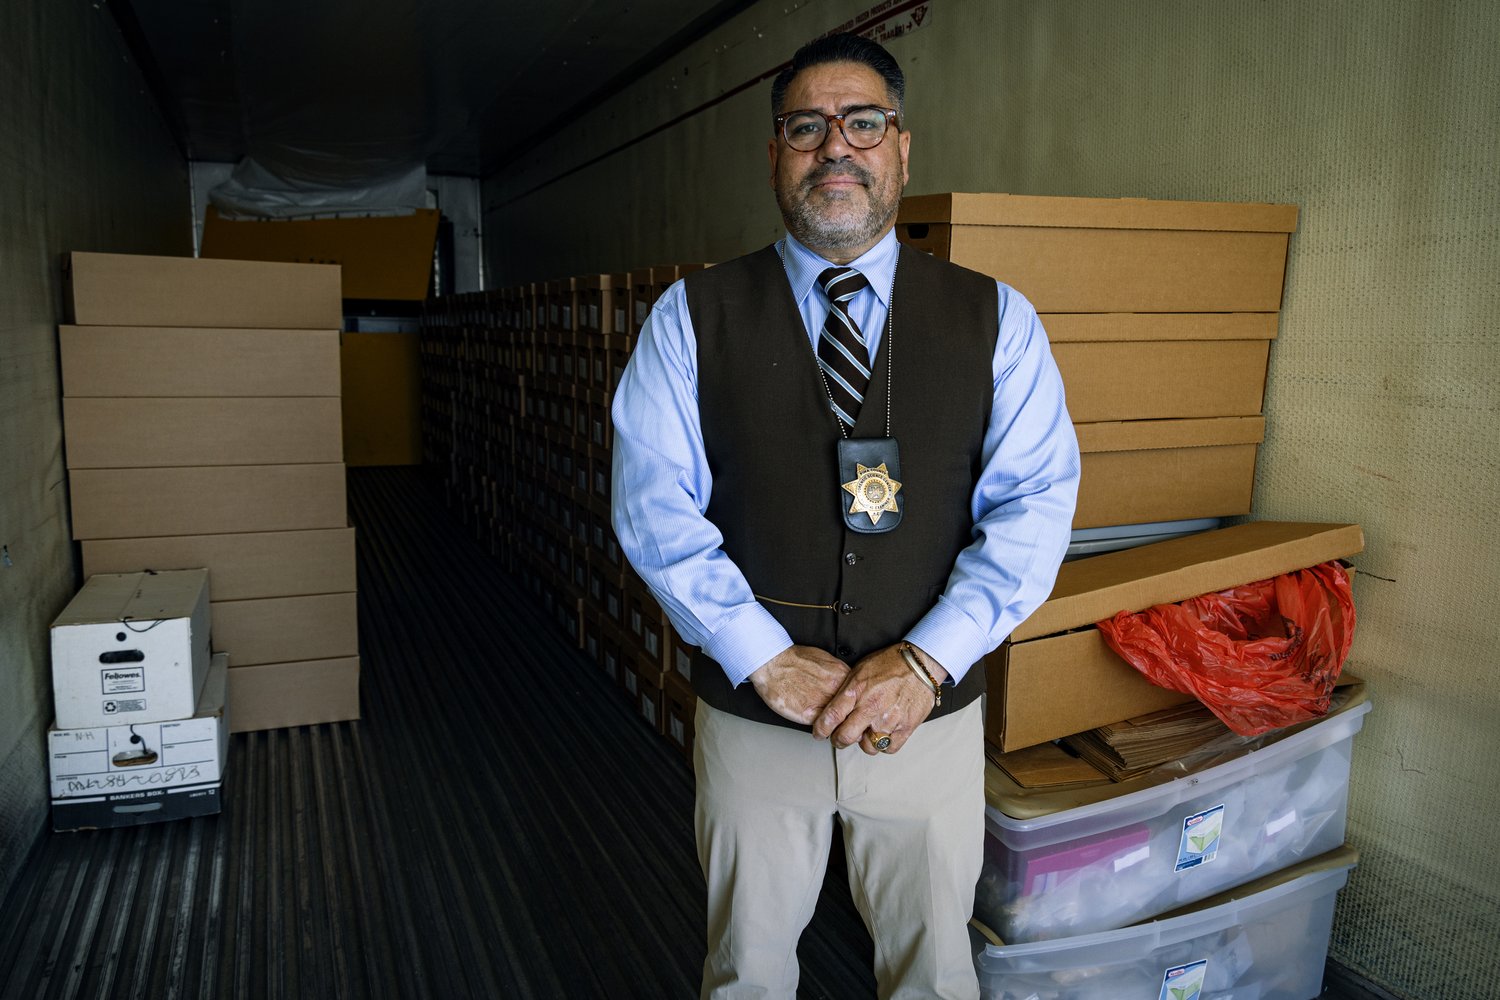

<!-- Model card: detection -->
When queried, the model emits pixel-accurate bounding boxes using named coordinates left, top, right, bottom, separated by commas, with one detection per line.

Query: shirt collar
left=782, top=227, right=900, bottom=309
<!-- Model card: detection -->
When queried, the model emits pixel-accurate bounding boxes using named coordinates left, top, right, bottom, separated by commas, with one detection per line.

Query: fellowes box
left=984, top=521, right=1364, bottom=752
left=51, top=569, right=211, bottom=728
left=49, top=653, right=229, bottom=831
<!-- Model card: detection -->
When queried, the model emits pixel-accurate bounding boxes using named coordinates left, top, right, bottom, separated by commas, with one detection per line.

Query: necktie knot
left=819, top=267, right=870, bottom=302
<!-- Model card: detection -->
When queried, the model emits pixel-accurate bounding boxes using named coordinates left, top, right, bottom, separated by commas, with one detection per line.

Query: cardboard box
left=211, top=592, right=358, bottom=667
left=200, top=207, right=438, bottom=301
left=985, top=521, right=1365, bottom=752
left=895, top=193, right=1298, bottom=313
left=81, top=527, right=356, bottom=602
left=69, top=463, right=348, bottom=540
left=1046, top=314, right=1275, bottom=422
left=226, top=656, right=361, bottom=732
left=341, top=332, right=422, bottom=466
left=66, top=252, right=342, bottom=329
left=58, top=326, right=341, bottom=398
left=62, top=397, right=343, bottom=469
left=1074, top=417, right=1263, bottom=528
left=49, top=652, right=229, bottom=831
left=51, top=569, right=211, bottom=729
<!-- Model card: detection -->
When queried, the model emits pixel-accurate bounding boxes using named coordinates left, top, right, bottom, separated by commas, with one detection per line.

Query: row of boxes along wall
left=47, top=252, right=363, bottom=829
left=422, top=193, right=1373, bottom=998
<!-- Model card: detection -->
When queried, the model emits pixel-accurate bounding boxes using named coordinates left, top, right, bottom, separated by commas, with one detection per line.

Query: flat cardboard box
left=82, top=527, right=356, bottom=602
left=985, top=521, right=1365, bottom=751
left=1074, top=417, right=1264, bottom=528
left=63, top=397, right=343, bottom=469
left=896, top=193, right=1297, bottom=313
left=1056, top=341, right=1270, bottom=422
left=66, top=252, right=342, bottom=329
left=211, top=592, right=358, bottom=667
left=69, top=463, right=348, bottom=540
left=51, top=569, right=212, bottom=729
left=200, top=207, right=438, bottom=301
left=226, top=656, right=361, bottom=733
left=59, top=326, right=341, bottom=398
left=49, top=652, right=229, bottom=831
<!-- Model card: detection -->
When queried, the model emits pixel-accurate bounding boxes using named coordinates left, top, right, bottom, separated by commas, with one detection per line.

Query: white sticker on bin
left=1174, top=803, right=1224, bottom=873
left=1158, top=959, right=1207, bottom=1000
left=1265, top=809, right=1297, bottom=837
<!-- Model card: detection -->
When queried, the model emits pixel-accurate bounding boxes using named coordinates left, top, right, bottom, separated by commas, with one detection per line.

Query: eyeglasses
left=773, top=106, right=900, bottom=152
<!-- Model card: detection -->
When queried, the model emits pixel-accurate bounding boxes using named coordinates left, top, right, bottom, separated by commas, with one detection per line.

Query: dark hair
left=770, top=33, right=905, bottom=120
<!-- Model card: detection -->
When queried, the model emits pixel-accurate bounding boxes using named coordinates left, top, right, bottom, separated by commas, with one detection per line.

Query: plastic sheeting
left=210, top=158, right=428, bottom=218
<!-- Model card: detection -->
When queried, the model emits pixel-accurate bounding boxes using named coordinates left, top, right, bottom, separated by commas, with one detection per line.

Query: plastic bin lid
left=973, top=844, right=1358, bottom=958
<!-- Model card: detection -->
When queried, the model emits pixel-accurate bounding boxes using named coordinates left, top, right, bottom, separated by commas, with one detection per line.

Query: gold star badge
left=842, top=462, right=902, bottom=526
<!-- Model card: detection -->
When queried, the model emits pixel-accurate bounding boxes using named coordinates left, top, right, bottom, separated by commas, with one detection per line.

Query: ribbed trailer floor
left=0, top=468, right=1377, bottom=999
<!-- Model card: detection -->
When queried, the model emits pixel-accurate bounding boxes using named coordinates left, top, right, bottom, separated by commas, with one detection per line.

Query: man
left=611, top=32, right=1079, bottom=999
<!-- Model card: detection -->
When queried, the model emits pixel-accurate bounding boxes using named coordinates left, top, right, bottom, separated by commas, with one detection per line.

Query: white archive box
left=971, top=845, right=1358, bottom=1000
left=974, top=687, right=1370, bottom=943
left=49, top=653, right=229, bottom=831
left=50, top=568, right=211, bottom=728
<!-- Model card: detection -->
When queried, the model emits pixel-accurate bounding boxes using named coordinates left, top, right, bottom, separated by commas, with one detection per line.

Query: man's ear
left=898, top=128, right=911, bottom=186
left=768, top=137, right=780, bottom=188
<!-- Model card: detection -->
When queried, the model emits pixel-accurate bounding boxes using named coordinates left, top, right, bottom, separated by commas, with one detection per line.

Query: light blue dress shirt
left=611, top=228, right=1080, bottom=688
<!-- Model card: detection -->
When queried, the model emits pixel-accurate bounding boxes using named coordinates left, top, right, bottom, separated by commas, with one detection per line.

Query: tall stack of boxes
left=61, top=252, right=360, bottom=732
left=46, top=569, right=230, bottom=830
left=895, top=193, right=1295, bottom=529
left=888, top=196, right=1369, bottom=994
left=421, top=263, right=710, bottom=758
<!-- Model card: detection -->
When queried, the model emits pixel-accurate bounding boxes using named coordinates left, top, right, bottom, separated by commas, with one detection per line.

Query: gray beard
left=777, top=168, right=900, bottom=255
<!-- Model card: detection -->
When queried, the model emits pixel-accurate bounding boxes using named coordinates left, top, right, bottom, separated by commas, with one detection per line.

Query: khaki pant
left=693, top=698, right=985, bottom=1000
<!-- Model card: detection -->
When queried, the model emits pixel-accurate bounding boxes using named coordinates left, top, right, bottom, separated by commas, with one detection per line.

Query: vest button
left=844, top=552, right=858, bottom=565
left=836, top=644, right=852, bottom=658
left=839, top=602, right=860, bottom=615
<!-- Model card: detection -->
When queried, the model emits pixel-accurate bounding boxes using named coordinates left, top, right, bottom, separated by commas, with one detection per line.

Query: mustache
left=802, top=162, right=873, bottom=189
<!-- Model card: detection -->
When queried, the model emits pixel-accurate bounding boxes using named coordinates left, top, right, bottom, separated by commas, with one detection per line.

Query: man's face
left=769, top=60, right=911, bottom=263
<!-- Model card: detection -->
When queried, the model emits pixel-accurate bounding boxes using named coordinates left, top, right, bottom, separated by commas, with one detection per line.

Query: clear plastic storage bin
left=973, top=848, right=1356, bottom=1000
left=976, top=692, right=1370, bottom=942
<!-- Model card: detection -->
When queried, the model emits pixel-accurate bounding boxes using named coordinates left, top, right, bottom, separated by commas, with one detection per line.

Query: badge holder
left=838, top=437, right=903, bottom=534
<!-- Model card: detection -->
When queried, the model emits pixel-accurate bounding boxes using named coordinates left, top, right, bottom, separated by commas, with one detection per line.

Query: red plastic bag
left=1097, top=561, right=1357, bottom=736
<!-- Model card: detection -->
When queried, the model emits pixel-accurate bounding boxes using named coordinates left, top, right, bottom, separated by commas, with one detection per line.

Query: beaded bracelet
left=898, top=642, right=942, bottom=708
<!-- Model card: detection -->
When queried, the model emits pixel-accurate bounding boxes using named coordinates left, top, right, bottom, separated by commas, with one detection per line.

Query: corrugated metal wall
left=483, top=2, right=1500, bottom=996
left=0, top=3, right=190, bottom=895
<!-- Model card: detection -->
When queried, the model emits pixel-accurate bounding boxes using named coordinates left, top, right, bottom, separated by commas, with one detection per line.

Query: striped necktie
left=817, top=267, right=872, bottom=432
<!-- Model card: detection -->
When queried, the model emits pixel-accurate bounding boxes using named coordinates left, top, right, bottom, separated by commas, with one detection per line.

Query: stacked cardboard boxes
left=62, top=252, right=360, bottom=732
left=420, top=264, right=710, bottom=758
left=46, top=569, right=230, bottom=830
left=896, top=193, right=1297, bottom=529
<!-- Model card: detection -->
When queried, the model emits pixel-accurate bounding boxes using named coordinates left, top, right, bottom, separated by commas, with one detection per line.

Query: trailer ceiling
left=114, top=0, right=756, bottom=178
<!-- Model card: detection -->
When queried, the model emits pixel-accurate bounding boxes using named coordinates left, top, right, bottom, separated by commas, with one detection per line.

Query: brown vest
left=684, top=243, right=996, bottom=730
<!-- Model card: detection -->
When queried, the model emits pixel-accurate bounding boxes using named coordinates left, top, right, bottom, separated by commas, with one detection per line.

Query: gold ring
left=870, top=731, right=892, bottom=752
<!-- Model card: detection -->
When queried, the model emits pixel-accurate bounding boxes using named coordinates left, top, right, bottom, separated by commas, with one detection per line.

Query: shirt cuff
left=701, top=602, right=794, bottom=688
left=905, top=597, right=993, bottom=685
